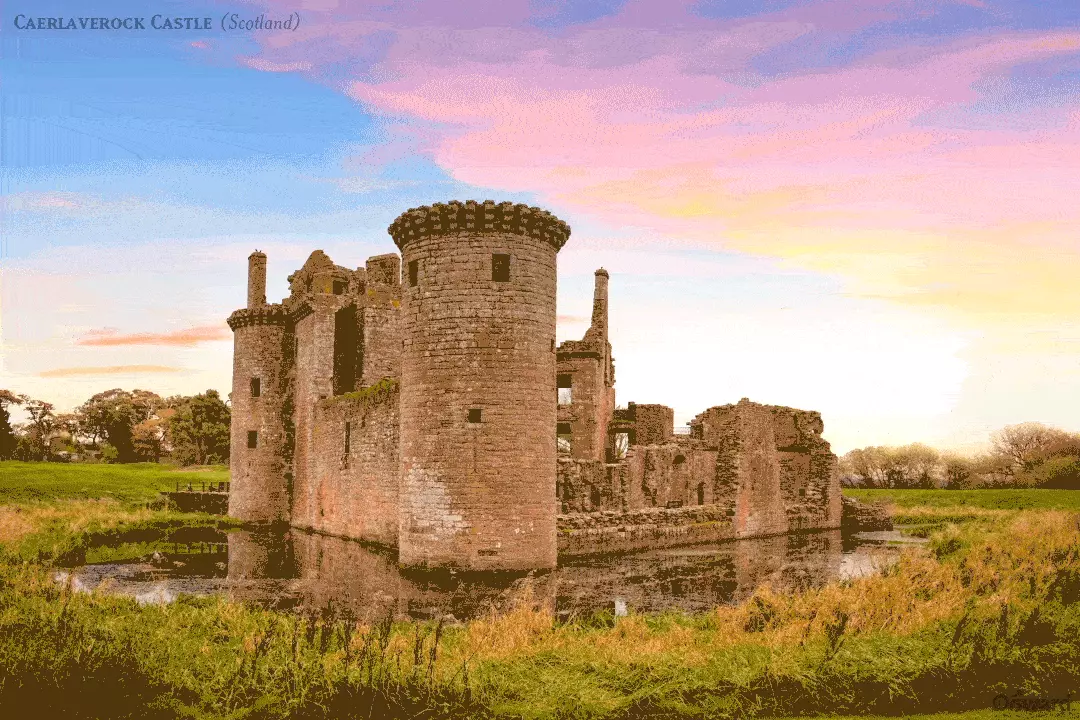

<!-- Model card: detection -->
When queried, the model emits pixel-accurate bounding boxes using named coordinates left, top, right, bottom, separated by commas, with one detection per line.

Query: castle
left=227, top=200, right=842, bottom=571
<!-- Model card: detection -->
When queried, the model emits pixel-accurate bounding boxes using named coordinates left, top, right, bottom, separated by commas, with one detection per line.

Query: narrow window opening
left=468, top=408, right=482, bottom=424
left=589, top=485, right=601, bottom=509
left=333, top=304, right=359, bottom=395
left=491, top=253, right=510, bottom=282
left=408, top=259, right=418, bottom=287
left=344, top=421, right=351, bottom=454
left=250, top=377, right=261, bottom=398
left=557, top=374, right=573, bottom=405
left=697, top=483, right=706, bottom=505
left=247, top=431, right=258, bottom=449
left=613, top=432, right=629, bottom=460
left=557, top=422, right=573, bottom=454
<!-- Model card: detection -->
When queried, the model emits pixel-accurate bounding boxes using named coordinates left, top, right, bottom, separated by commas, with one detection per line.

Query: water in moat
left=56, top=527, right=924, bottom=621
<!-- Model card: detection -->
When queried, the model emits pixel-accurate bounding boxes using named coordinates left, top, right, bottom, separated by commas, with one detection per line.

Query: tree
left=22, top=396, right=57, bottom=460
left=76, top=389, right=163, bottom=463
left=990, top=422, right=1073, bottom=473
left=0, top=390, right=22, bottom=460
left=131, top=417, right=166, bottom=462
left=166, top=390, right=230, bottom=465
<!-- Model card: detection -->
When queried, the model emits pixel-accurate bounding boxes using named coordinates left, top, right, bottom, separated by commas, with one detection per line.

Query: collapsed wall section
left=557, top=399, right=841, bottom=556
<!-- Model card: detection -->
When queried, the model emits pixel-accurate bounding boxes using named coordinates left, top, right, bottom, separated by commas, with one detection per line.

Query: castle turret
left=227, top=251, right=290, bottom=524
left=390, top=200, right=570, bottom=570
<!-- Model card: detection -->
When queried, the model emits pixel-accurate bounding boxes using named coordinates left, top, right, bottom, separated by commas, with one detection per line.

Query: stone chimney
left=247, top=250, right=267, bottom=308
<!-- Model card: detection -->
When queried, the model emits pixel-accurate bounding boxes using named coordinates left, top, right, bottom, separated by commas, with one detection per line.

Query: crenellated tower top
left=388, top=200, right=571, bottom=251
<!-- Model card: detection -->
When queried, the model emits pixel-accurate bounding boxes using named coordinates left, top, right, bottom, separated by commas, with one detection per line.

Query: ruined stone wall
left=693, top=399, right=841, bottom=537
left=556, top=354, right=612, bottom=461
left=361, top=254, right=402, bottom=387
left=227, top=305, right=290, bottom=523
left=295, top=382, right=400, bottom=545
left=286, top=252, right=364, bottom=530
left=558, top=504, right=734, bottom=555
left=631, top=403, right=674, bottom=445
left=393, top=200, right=569, bottom=570
left=557, top=441, right=719, bottom=515
left=289, top=299, right=337, bottom=529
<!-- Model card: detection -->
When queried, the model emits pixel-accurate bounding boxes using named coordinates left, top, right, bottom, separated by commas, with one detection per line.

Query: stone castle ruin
left=228, top=200, right=842, bottom=571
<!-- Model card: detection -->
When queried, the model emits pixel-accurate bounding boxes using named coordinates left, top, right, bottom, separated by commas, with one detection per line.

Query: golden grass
left=445, top=510, right=1080, bottom=673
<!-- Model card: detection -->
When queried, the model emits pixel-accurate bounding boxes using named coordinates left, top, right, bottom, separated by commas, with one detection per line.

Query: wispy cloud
left=39, top=365, right=183, bottom=378
left=76, top=325, right=230, bottom=347
left=239, top=57, right=313, bottom=73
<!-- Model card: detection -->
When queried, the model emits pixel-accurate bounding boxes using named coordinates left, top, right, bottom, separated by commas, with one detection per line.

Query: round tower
left=227, top=251, right=290, bottom=524
left=390, top=200, right=571, bottom=570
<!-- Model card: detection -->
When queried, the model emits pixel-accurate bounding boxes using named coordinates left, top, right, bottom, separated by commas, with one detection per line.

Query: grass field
left=1, top=463, right=1079, bottom=719
left=0, top=461, right=228, bottom=505
left=845, top=487, right=1080, bottom=511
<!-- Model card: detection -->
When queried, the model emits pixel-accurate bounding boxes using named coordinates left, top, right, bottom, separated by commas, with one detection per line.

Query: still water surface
left=58, top=527, right=923, bottom=621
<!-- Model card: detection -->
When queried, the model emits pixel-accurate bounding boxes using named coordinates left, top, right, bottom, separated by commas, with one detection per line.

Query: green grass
left=0, top=461, right=228, bottom=505
left=3, top=463, right=1080, bottom=718
left=845, top=487, right=1080, bottom=511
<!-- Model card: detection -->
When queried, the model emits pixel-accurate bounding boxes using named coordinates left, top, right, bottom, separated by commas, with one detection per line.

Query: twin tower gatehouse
left=228, top=200, right=843, bottom=571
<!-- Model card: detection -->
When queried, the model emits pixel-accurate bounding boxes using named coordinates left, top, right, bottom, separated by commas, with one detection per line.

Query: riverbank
left=1, top=462, right=1079, bottom=718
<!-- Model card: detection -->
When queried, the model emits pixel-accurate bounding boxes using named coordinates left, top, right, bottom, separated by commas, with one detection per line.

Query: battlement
left=227, top=304, right=288, bottom=330
left=388, top=200, right=571, bottom=251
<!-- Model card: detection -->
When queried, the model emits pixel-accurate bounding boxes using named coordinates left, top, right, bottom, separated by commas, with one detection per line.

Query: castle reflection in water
left=221, top=528, right=896, bottom=621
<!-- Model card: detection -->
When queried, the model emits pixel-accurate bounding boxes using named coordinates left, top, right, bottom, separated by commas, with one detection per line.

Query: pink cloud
left=237, top=0, right=1080, bottom=321
left=77, top=325, right=230, bottom=347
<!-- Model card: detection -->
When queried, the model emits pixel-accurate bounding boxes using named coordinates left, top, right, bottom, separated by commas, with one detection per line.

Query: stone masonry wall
left=361, top=254, right=402, bottom=387
left=694, top=399, right=841, bottom=537
left=632, top=403, right=674, bottom=445
left=295, top=382, right=400, bottom=546
left=557, top=400, right=840, bottom=555
left=393, top=201, right=570, bottom=570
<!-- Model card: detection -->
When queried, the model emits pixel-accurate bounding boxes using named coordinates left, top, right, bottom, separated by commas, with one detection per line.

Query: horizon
left=5, top=0, right=1080, bottom=455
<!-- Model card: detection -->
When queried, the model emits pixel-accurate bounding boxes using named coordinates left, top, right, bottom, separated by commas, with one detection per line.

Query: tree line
left=0, top=388, right=230, bottom=465
left=840, top=422, right=1080, bottom=490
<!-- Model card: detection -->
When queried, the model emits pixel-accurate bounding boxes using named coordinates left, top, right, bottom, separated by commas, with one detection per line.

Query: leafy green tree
left=76, top=389, right=162, bottom=463
left=0, top=390, right=22, bottom=460
left=22, top=396, right=57, bottom=460
left=166, top=390, right=230, bottom=465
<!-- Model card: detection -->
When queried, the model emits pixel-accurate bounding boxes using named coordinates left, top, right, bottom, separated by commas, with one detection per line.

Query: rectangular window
left=408, top=259, right=418, bottom=287
left=332, top=279, right=347, bottom=295
left=557, top=374, right=572, bottom=405
left=247, top=431, right=258, bottom=449
left=492, top=253, right=510, bottom=282
left=557, top=422, right=572, bottom=454
left=468, top=408, right=482, bottom=423
left=250, top=377, right=261, bottom=397
left=333, top=304, right=359, bottom=395
left=344, top=421, right=351, bottom=454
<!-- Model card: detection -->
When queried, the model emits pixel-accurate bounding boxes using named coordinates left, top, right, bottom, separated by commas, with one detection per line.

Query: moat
left=56, top=527, right=922, bottom=622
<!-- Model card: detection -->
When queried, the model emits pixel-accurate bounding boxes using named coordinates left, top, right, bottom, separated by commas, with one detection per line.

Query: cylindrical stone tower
left=390, top=200, right=571, bottom=570
left=227, top=251, right=290, bottom=524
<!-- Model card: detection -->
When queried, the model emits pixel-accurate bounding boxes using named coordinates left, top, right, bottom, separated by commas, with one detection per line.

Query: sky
left=3, top=0, right=1080, bottom=454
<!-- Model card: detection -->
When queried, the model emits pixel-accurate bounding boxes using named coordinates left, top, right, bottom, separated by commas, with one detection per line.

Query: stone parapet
left=227, top=304, right=288, bottom=330
left=389, top=200, right=571, bottom=251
